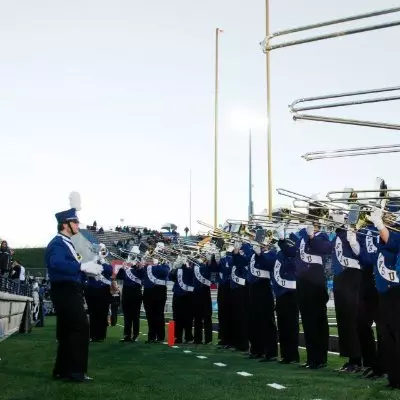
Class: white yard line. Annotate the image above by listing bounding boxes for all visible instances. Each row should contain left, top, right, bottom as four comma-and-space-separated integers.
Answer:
214, 362, 227, 367
236, 371, 253, 377
267, 383, 286, 390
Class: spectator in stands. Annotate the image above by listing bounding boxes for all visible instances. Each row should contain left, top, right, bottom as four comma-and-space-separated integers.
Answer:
93, 220, 97, 229
0, 240, 12, 276
10, 260, 21, 282
98, 227, 104, 234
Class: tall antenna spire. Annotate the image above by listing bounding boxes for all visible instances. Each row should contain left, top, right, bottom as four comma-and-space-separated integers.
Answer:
248, 129, 254, 219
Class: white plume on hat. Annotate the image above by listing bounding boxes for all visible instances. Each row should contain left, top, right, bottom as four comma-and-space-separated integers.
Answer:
69, 191, 82, 211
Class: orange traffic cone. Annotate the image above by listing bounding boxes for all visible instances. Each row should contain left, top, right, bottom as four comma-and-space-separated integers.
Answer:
168, 320, 175, 346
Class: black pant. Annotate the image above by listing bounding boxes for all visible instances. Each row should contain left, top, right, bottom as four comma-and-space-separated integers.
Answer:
333, 269, 362, 359
51, 282, 89, 377
217, 283, 233, 346
193, 286, 212, 344
173, 293, 194, 342
248, 280, 277, 358
380, 286, 400, 386
276, 291, 299, 362
357, 267, 385, 371
297, 278, 329, 366
85, 285, 110, 341
231, 285, 249, 351
143, 285, 167, 341
122, 285, 142, 338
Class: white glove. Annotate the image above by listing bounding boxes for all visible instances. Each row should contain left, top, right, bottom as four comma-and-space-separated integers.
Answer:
220, 251, 226, 258
346, 230, 357, 243
80, 261, 103, 276
306, 225, 314, 238
367, 208, 385, 231
215, 253, 221, 263
206, 253, 212, 262
276, 225, 285, 240
346, 230, 360, 256
234, 241, 241, 250
253, 244, 261, 255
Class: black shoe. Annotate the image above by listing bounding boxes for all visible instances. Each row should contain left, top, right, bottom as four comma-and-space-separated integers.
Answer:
204, 341, 212, 345
119, 336, 132, 342
217, 341, 226, 346
132, 335, 138, 342
175, 339, 183, 344
64, 373, 92, 383
364, 369, 384, 380
248, 354, 263, 359
184, 340, 194, 344
299, 362, 309, 368
279, 359, 299, 364
259, 357, 278, 363
145, 340, 156, 344
90, 338, 104, 343
307, 362, 327, 370
335, 362, 349, 372
343, 365, 362, 373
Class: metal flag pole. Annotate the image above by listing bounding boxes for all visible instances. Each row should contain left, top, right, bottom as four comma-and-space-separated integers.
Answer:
214, 28, 223, 229
265, 0, 273, 219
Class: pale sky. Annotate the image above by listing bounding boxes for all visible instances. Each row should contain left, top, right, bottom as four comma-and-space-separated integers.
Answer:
1, 0, 400, 248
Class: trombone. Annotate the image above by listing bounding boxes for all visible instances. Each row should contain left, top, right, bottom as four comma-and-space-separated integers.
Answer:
289, 86, 400, 132
260, 7, 400, 52
302, 144, 400, 161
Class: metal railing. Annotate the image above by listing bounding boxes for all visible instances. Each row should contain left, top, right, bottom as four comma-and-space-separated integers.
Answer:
0, 276, 32, 297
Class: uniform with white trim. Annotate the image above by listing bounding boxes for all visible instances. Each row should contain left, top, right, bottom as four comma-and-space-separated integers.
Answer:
230, 243, 252, 352
169, 261, 194, 343
85, 263, 113, 342
247, 246, 277, 360
283, 227, 331, 369
142, 261, 170, 343
357, 224, 384, 378
216, 252, 234, 348
374, 231, 400, 388
332, 227, 362, 372
192, 259, 213, 344
273, 240, 299, 364
116, 264, 144, 342
46, 207, 103, 382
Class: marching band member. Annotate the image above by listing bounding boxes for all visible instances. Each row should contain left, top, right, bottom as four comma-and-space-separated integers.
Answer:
230, 241, 252, 352
331, 215, 363, 372
247, 240, 277, 361
289, 223, 331, 369
192, 254, 214, 345
142, 244, 170, 343
357, 219, 384, 379
109, 280, 121, 327
46, 205, 103, 382
85, 243, 114, 343
216, 250, 234, 348
273, 227, 299, 364
367, 207, 400, 389
115, 250, 144, 342
169, 256, 195, 344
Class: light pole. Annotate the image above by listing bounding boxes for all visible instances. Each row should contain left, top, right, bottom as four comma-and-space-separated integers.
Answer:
265, 0, 273, 219
214, 27, 223, 229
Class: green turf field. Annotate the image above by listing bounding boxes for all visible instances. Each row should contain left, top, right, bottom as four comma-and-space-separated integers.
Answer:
0, 317, 395, 400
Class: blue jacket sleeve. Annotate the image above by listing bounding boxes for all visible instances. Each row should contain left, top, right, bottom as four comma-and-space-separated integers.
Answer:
47, 242, 81, 276
102, 264, 113, 275
278, 239, 297, 258
309, 233, 332, 255
116, 268, 126, 280
386, 231, 400, 252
